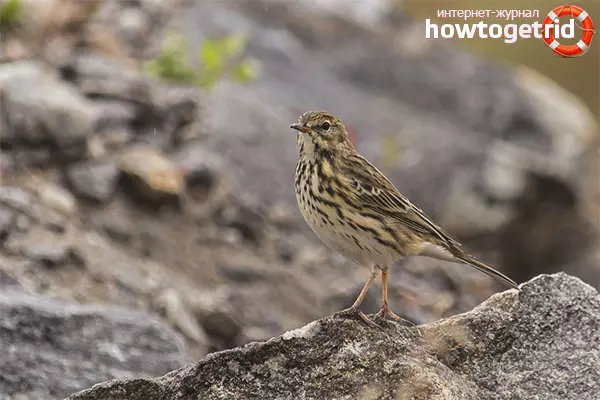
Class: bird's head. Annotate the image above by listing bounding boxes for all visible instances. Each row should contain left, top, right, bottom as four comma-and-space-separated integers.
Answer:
290, 110, 354, 155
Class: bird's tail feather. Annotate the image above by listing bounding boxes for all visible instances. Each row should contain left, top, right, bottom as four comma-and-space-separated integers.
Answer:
455, 253, 519, 290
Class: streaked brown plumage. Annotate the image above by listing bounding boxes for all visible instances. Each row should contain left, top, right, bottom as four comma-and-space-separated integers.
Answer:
291, 110, 519, 325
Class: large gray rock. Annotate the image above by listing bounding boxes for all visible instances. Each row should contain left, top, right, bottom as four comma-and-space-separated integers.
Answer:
0, 61, 97, 148
0, 286, 189, 400
66, 160, 120, 203
66, 273, 599, 400
90, 0, 182, 58
61, 54, 154, 106
60, 54, 203, 142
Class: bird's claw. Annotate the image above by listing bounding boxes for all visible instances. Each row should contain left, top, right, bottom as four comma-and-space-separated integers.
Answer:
376, 304, 416, 327
333, 307, 382, 329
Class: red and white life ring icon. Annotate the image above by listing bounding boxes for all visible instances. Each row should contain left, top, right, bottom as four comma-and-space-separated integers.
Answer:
543, 5, 595, 57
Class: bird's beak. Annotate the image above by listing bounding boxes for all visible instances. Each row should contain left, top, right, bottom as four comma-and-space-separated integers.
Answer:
290, 123, 310, 133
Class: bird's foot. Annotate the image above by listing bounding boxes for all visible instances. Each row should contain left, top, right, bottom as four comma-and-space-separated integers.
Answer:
333, 306, 381, 329
376, 303, 416, 327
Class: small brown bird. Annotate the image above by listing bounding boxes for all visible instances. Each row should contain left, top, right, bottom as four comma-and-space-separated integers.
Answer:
291, 110, 518, 325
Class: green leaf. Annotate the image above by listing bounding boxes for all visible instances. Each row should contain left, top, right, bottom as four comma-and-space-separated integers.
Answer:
200, 39, 223, 72
0, 0, 21, 27
221, 34, 248, 57
230, 59, 259, 83
143, 30, 259, 91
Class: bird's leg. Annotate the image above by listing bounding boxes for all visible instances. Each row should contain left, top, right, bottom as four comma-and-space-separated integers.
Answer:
376, 269, 415, 327
333, 269, 378, 325
376, 269, 391, 318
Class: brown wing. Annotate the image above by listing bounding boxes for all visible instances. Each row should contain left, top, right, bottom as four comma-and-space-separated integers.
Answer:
338, 154, 461, 248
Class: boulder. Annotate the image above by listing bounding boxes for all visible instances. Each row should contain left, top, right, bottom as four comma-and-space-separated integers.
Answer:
0, 287, 189, 400
66, 160, 120, 203
0, 61, 97, 150
66, 273, 599, 400
118, 144, 186, 204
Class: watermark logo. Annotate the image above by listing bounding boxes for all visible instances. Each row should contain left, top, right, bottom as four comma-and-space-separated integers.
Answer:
542, 5, 594, 57
426, 5, 595, 58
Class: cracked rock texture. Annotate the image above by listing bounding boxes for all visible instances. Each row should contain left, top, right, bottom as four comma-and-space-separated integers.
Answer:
0, 286, 189, 400
67, 273, 599, 400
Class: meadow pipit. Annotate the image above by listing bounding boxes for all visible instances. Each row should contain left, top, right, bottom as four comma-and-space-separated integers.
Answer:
291, 111, 519, 325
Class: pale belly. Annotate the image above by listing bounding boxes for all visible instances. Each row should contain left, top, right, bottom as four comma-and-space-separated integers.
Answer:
295, 189, 399, 268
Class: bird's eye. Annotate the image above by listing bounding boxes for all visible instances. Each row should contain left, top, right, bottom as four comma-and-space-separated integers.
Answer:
321, 122, 331, 131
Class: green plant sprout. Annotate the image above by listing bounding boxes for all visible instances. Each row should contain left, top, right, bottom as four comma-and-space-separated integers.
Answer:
0, 0, 22, 30
143, 32, 259, 90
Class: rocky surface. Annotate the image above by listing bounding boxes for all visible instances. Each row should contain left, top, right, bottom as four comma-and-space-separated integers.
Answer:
66, 273, 600, 400
0, 283, 188, 400
0, 61, 97, 156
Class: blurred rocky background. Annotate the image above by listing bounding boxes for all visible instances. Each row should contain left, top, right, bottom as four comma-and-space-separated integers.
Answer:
0, 0, 597, 399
